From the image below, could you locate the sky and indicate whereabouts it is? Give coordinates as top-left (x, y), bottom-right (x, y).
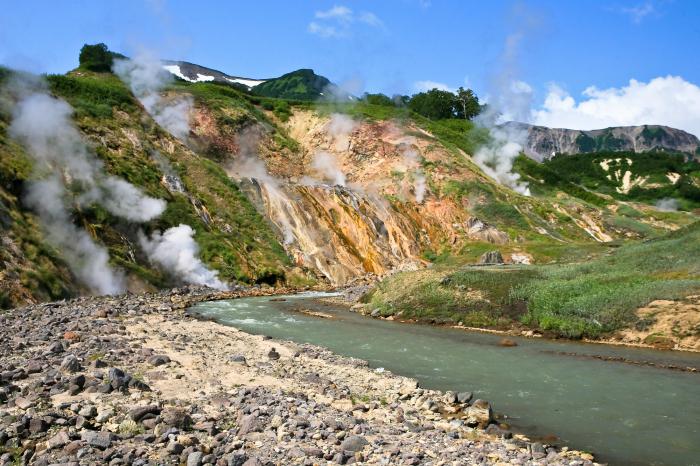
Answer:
top-left (2, 0), bottom-right (700, 135)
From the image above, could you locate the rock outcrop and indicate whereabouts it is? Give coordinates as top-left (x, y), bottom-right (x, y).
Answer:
top-left (507, 122), bottom-right (700, 161)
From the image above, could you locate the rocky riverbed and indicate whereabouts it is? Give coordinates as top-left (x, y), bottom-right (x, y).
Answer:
top-left (0, 287), bottom-right (598, 465)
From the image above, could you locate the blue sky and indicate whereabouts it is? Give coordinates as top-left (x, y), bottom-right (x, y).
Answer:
top-left (2, 0), bottom-right (700, 134)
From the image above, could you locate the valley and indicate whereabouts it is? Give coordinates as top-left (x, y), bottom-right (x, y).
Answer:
top-left (1, 41), bottom-right (699, 466)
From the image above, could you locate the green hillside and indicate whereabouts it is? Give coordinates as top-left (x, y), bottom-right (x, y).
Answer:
top-left (253, 69), bottom-right (333, 100)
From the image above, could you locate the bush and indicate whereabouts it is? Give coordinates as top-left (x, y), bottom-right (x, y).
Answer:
top-left (78, 43), bottom-right (125, 73)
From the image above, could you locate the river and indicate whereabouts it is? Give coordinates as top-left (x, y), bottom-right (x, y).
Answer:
top-left (190, 292), bottom-right (700, 466)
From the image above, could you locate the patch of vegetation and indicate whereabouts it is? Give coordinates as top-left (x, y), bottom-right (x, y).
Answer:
top-left (518, 150), bottom-right (700, 209)
top-left (368, 222), bottom-right (700, 339)
top-left (253, 69), bottom-right (331, 100)
top-left (78, 43), bottom-right (126, 73)
top-left (46, 73), bottom-right (137, 118)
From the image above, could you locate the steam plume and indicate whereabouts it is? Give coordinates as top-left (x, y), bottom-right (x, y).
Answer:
top-left (139, 224), bottom-right (228, 290)
top-left (327, 113), bottom-right (357, 151)
top-left (402, 148), bottom-right (426, 202)
top-left (311, 151), bottom-right (346, 186)
top-left (655, 198), bottom-right (679, 211)
top-left (227, 127), bottom-right (296, 244)
top-left (8, 89), bottom-right (165, 294)
top-left (472, 25), bottom-right (533, 196)
top-left (24, 176), bottom-right (126, 294)
top-left (113, 52), bottom-right (192, 139)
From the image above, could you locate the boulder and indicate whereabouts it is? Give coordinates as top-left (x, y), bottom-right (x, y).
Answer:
top-left (465, 399), bottom-right (493, 428)
top-left (147, 355), bottom-right (171, 366)
top-left (478, 250), bottom-right (504, 265)
top-left (340, 435), bottom-right (368, 452)
top-left (59, 355), bottom-right (81, 373)
top-left (161, 407), bottom-right (192, 429)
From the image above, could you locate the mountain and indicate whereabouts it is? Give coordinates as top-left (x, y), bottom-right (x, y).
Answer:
top-left (162, 60), bottom-right (269, 90)
top-left (163, 62), bottom-right (341, 101)
top-left (252, 68), bottom-right (340, 101)
top-left (508, 122), bottom-right (700, 161)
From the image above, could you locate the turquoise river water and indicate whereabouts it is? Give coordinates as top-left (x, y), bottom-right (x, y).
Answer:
top-left (190, 292), bottom-right (700, 466)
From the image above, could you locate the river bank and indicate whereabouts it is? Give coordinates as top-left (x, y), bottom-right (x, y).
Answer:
top-left (0, 287), bottom-right (598, 465)
top-left (331, 285), bottom-right (700, 355)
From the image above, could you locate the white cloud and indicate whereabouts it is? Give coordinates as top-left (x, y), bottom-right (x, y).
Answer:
top-left (316, 5), bottom-right (353, 22)
top-left (531, 76), bottom-right (700, 137)
top-left (308, 22), bottom-right (341, 38)
top-left (413, 80), bottom-right (454, 93)
top-left (308, 5), bottom-right (383, 38)
top-left (358, 12), bottom-right (383, 28)
top-left (620, 1), bottom-right (655, 23)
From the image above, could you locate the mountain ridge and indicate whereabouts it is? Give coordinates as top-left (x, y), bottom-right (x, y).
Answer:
top-left (507, 121), bottom-right (700, 161)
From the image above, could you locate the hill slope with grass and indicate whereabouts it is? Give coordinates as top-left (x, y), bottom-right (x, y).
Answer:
top-left (1, 46), bottom-right (698, 329)
top-left (362, 221), bottom-right (700, 345)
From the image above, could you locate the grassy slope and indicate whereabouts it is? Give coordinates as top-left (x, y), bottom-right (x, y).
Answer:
top-left (515, 151), bottom-right (700, 210)
top-left (0, 69), bottom-right (292, 308)
top-left (365, 221), bottom-right (700, 338)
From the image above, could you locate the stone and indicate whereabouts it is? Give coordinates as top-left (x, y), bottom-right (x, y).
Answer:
top-left (96, 409), bottom-right (115, 423)
top-left (108, 367), bottom-right (129, 389)
top-left (129, 405), bottom-right (161, 422)
top-left (456, 392), bottom-right (473, 404)
top-left (267, 348), bottom-right (280, 361)
top-left (465, 399), bottom-right (493, 428)
top-left (14, 396), bottom-right (34, 409)
top-left (26, 360), bottom-right (43, 374)
top-left (241, 459), bottom-right (262, 466)
top-left (63, 331), bottom-right (80, 341)
top-left (166, 441), bottom-right (185, 455)
top-left (148, 355), bottom-right (171, 366)
top-left (78, 405), bottom-right (97, 418)
top-left (59, 355), bottom-right (81, 373)
top-left (29, 417), bottom-right (49, 434)
top-left (340, 435), bottom-right (368, 452)
top-left (81, 430), bottom-right (115, 449)
top-left (229, 354), bottom-right (246, 364)
top-left (47, 430), bottom-right (71, 449)
top-left (187, 451), bottom-right (204, 466)
top-left (237, 415), bottom-right (261, 436)
top-left (226, 453), bottom-right (248, 466)
top-left (48, 341), bottom-right (64, 354)
top-left (477, 250), bottom-right (504, 265)
top-left (162, 408), bottom-right (192, 429)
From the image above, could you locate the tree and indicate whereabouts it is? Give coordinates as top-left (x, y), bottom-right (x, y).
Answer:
top-left (408, 88), bottom-right (457, 119)
top-left (362, 92), bottom-right (395, 106)
top-left (78, 43), bottom-right (114, 72)
top-left (455, 87), bottom-right (480, 120)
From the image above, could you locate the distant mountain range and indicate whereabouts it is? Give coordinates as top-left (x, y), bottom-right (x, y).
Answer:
top-left (507, 122), bottom-right (700, 161)
top-left (162, 61), bottom-right (347, 101)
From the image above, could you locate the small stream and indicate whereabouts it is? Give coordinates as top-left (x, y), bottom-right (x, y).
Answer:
top-left (190, 292), bottom-right (700, 466)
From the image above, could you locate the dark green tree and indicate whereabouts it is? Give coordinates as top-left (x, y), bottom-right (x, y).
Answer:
top-left (408, 88), bottom-right (457, 119)
top-left (78, 43), bottom-right (114, 72)
top-left (362, 92), bottom-right (395, 106)
top-left (455, 87), bottom-right (480, 120)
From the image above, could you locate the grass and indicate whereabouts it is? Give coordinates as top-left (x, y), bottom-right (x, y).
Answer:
top-left (367, 221), bottom-right (700, 339)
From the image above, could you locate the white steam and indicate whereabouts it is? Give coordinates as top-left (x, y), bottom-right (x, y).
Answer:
top-left (473, 28), bottom-right (532, 196)
top-left (227, 127), bottom-right (296, 244)
top-left (402, 148), bottom-right (427, 202)
top-left (311, 151), bottom-right (346, 186)
top-left (327, 113), bottom-right (357, 151)
top-left (655, 198), bottom-right (679, 212)
top-left (139, 224), bottom-right (228, 290)
top-left (9, 90), bottom-right (166, 294)
top-left (25, 176), bottom-right (126, 295)
top-left (113, 52), bottom-right (192, 139)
